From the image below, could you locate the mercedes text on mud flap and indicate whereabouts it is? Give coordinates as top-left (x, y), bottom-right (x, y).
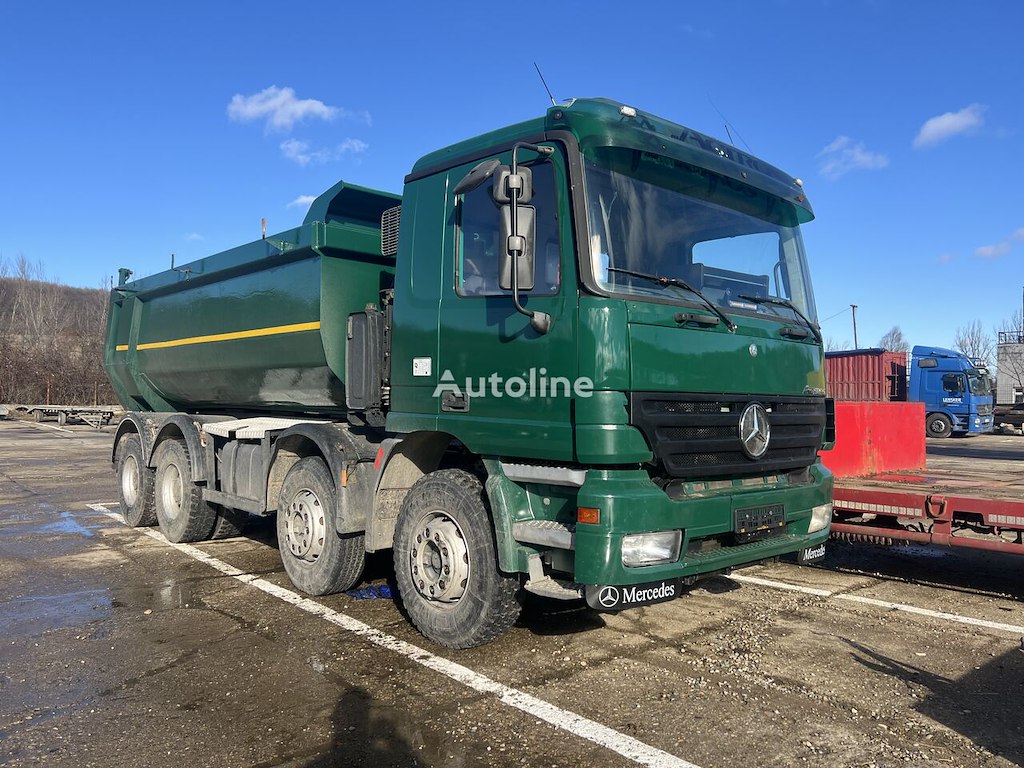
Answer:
top-left (104, 98), bottom-right (833, 649)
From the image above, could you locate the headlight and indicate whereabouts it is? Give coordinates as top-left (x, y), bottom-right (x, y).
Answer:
top-left (808, 503), bottom-right (833, 534)
top-left (621, 531), bottom-right (682, 567)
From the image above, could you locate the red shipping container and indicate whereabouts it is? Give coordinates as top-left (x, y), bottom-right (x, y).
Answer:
top-left (825, 348), bottom-right (907, 402)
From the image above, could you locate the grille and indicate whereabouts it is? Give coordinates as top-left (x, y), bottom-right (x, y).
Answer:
top-left (381, 206), bottom-right (401, 257)
top-left (630, 392), bottom-right (826, 479)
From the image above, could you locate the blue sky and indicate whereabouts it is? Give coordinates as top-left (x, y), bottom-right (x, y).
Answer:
top-left (1, 1), bottom-right (1022, 353)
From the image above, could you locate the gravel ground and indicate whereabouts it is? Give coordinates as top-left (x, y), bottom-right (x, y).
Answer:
top-left (1, 419), bottom-right (1022, 768)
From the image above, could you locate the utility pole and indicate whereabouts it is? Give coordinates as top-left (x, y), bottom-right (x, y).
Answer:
top-left (850, 304), bottom-right (859, 349)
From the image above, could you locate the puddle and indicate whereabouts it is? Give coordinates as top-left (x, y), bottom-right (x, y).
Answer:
top-left (112, 576), bottom-right (200, 611)
top-left (0, 511), bottom-right (98, 539)
top-left (0, 588), bottom-right (111, 636)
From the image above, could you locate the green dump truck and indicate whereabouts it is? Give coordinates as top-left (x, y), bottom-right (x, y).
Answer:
top-left (105, 98), bottom-right (834, 648)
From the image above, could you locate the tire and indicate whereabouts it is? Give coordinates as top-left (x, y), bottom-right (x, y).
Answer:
top-left (33, 410), bottom-right (43, 422)
top-left (115, 433), bottom-right (156, 527)
top-left (210, 506), bottom-right (249, 540)
top-left (57, 411), bottom-right (67, 426)
top-left (926, 413), bottom-right (952, 438)
top-left (277, 457), bottom-right (365, 596)
top-left (393, 469), bottom-right (521, 649)
top-left (153, 438), bottom-right (218, 542)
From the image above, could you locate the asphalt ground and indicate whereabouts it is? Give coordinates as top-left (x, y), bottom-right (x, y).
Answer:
top-left (1, 420), bottom-right (1022, 768)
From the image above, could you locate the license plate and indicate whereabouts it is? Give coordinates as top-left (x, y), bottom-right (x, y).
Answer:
top-left (734, 503), bottom-right (785, 542)
top-left (798, 543), bottom-right (827, 564)
top-left (585, 579), bottom-right (680, 612)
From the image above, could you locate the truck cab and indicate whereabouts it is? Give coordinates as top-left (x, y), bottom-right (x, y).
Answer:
top-left (910, 345), bottom-right (994, 437)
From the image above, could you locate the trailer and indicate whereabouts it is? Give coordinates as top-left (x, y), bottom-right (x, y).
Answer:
top-left (15, 404), bottom-right (119, 428)
top-left (831, 442), bottom-right (1024, 555)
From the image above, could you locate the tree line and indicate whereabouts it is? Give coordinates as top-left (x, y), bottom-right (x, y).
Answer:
top-left (0, 256), bottom-right (116, 405)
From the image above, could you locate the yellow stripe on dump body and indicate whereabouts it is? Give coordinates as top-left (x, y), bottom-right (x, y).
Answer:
top-left (116, 321), bottom-right (321, 352)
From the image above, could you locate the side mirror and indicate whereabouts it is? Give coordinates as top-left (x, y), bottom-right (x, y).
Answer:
top-left (499, 205), bottom-right (536, 291)
top-left (453, 158), bottom-right (502, 197)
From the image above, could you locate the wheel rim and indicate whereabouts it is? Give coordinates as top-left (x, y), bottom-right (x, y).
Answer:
top-left (409, 510), bottom-right (470, 604)
top-left (159, 462), bottom-right (183, 521)
top-left (122, 454), bottom-right (140, 507)
top-left (283, 489), bottom-right (326, 561)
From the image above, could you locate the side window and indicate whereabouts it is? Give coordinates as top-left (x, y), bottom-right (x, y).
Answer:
top-left (942, 373), bottom-right (964, 394)
top-left (457, 161), bottom-right (560, 297)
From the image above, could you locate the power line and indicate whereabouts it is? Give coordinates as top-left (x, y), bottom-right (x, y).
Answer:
top-left (820, 306), bottom-right (852, 323)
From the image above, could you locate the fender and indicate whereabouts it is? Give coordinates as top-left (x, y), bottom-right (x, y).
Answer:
top-left (271, 422), bottom-right (378, 532)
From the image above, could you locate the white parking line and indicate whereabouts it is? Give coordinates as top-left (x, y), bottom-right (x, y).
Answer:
top-left (87, 505), bottom-right (699, 768)
top-left (730, 573), bottom-right (1024, 635)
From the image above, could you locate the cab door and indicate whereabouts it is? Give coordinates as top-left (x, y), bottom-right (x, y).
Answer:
top-left (435, 145), bottom-right (578, 461)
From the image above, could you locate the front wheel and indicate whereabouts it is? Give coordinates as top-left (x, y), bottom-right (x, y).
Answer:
top-left (393, 469), bottom-right (521, 649)
top-left (926, 413), bottom-right (952, 438)
top-left (276, 457), bottom-right (365, 595)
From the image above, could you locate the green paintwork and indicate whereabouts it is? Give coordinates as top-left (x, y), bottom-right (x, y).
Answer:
top-left (105, 97), bottom-right (832, 589)
top-left (572, 463), bottom-right (832, 585)
top-left (104, 182), bottom-right (399, 414)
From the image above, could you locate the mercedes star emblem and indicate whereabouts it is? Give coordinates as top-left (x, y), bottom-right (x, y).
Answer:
top-left (738, 402), bottom-right (771, 459)
top-left (597, 586), bottom-right (620, 609)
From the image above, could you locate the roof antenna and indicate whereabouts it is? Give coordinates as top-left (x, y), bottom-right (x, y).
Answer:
top-left (534, 62), bottom-right (556, 106)
top-left (707, 92), bottom-right (752, 152)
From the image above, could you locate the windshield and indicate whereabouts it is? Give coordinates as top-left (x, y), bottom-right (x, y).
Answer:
top-left (583, 147), bottom-right (818, 322)
top-left (968, 370), bottom-right (992, 395)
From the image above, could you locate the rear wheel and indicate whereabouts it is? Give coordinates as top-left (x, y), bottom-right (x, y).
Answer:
top-left (277, 457), bottom-right (364, 595)
top-left (210, 506), bottom-right (249, 540)
top-left (154, 439), bottom-right (217, 542)
top-left (926, 413), bottom-right (952, 438)
top-left (393, 469), bottom-right (521, 648)
top-left (115, 433), bottom-right (156, 527)
top-left (57, 411), bottom-right (68, 426)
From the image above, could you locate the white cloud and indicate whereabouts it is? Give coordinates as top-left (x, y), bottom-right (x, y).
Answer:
top-left (288, 195), bottom-right (317, 209)
top-left (817, 136), bottom-right (889, 180)
top-left (228, 86), bottom-right (339, 132)
top-left (280, 138), bottom-right (369, 166)
top-left (913, 103), bottom-right (986, 149)
top-left (976, 242), bottom-right (1011, 258)
top-left (184, 232), bottom-right (204, 242)
top-left (974, 225), bottom-right (1024, 259)
top-left (936, 252), bottom-right (955, 265)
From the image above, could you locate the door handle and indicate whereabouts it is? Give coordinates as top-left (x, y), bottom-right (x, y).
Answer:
top-left (441, 391), bottom-right (470, 412)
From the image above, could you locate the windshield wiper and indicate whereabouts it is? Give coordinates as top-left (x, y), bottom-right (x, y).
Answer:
top-left (738, 294), bottom-right (821, 342)
top-left (607, 267), bottom-right (736, 332)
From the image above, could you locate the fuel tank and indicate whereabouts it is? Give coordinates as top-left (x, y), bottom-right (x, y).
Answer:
top-left (104, 180), bottom-right (398, 415)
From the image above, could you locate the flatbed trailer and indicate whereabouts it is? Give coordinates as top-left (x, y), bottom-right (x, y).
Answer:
top-left (832, 449), bottom-right (1024, 555)
top-left (14, 404), bottom-right (119, 428)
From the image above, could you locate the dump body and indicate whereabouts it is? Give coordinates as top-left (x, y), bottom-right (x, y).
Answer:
top-left (104, 182), bottom-right (399, 415)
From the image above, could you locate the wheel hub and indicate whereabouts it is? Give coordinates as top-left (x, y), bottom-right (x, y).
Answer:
top-left (159, 462), bottom-right (183, 521)
top-left (284, 490), bottom-right (326, 561)
top-left (409, 510), bottom-right (470, 603)
top-left (122, 455), bottom-right (140, 507)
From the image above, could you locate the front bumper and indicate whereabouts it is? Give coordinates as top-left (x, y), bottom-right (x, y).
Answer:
top-left (572, 463), bottom-right (833, 586)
